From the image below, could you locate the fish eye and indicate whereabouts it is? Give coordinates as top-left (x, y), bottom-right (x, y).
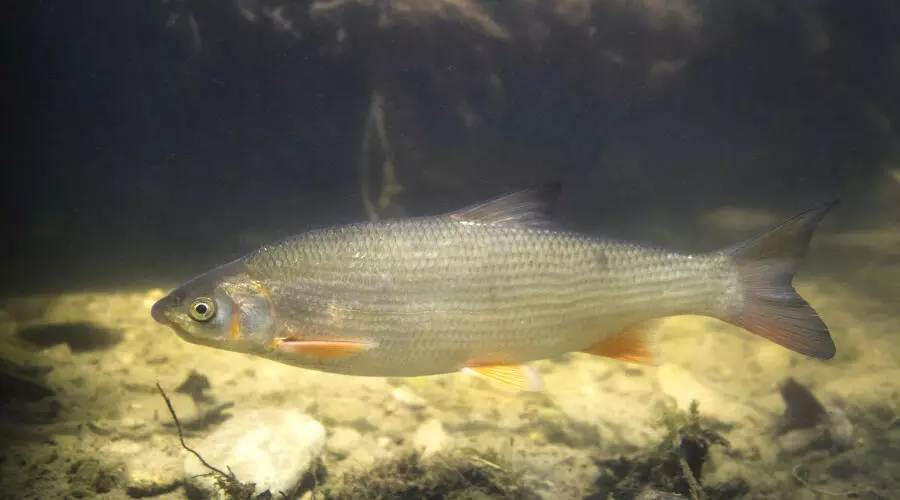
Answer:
top-left (188, 297), bottom-right (216, 322)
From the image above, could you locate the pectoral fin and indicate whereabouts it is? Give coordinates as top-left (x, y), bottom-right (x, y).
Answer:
top-left (581, 325), bottom-right (659, 365)
top-left (462, 364), bottom-right (543, 392)
top-left (273, 337), bottom-right (375, 359)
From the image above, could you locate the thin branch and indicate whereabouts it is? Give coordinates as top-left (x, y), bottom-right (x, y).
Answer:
top-left (156, 382), bottom-right (232, 480)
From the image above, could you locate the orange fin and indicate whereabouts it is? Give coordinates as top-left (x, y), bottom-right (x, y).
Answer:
top-left (274, 338), bottom-right (374, 359)
top-left (462, 364), bottom-right (543, 392)
top-left (581, 325), bottom-right (659, 365)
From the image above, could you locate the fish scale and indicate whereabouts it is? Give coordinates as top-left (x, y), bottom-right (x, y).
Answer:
top-left (236, 218), bottom-right (731, 376)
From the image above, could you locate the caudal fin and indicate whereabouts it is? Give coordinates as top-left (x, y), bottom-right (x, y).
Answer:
top-left (723, 201), bottom-right (838, 360)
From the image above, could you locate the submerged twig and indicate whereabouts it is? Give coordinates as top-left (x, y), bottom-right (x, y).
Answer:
top-left (157, 384), bottom-right (259, 498)
top-left (156, 382), bottom-right (231, 479)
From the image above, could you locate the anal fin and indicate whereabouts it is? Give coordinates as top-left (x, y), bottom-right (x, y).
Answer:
top-left (462, 364), bottom-right (543, 392)
top-left (581, 324), bottom-right (659, 365)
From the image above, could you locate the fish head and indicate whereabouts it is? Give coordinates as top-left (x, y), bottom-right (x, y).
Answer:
top-left (151, 260), bottom-right (276, 353)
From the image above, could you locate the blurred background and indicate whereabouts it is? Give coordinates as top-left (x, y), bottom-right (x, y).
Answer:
top-left (4, 0), bottom-right (899, 296)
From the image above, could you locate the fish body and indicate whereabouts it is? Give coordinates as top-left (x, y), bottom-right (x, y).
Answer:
top-left (152, 184), bottom-right (837, 389)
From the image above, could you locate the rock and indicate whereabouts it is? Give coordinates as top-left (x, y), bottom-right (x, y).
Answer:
top-left (412, 418), bottom-right (450, 457)
top-left (327, 427), bottom-right (362, 458)
top-left (183, 409), bottom-right (325, 499)
top-left (42, 342), bottom-right (74, 363)
top-left (391, 387), bottom-right (428, 409)
top-left (774, 378), bottom-right (855, 455)
top-left (125, 450), bottom-right (182, 498)
top-left (826, 454), bottom-right (861, 480)
top-left (825, 402), bottom-right (855, 451)
top-left (342, 448), bottom-right (377, 470)
top-left (68, 458), bottom-right (124, 497)
top-left (316, 396), bottom-right (374, 429)
top-left (775, 378), bottom-right (828, 434)
top-left (634, 490), bottom-right (689, 500)
top-left (777, 427), bottom-right (829, 456)
top-left (0, 360), bottom-right (54, 405)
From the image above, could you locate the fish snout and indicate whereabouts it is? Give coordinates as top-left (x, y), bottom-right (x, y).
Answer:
top-left (150, 297), bottom-right (172, 325)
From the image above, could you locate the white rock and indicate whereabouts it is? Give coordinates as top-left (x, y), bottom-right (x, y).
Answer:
top-left (327, 427), bottom-right (362, 458)
top-left (183, 409), bottom-right (325, 499)
top-left (412, 418), bottom-right (449, 457)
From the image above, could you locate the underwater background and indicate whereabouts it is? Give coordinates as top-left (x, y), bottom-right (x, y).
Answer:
top-left (2, 1), bottom-right (899, 498)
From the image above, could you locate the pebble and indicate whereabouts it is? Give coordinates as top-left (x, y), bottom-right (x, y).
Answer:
top-left (327, 427), bottom-right (362, 458)
top-left (825, 403), bottom-right (855, 451)
top-left (412, 418), bottom-right (450, 457)
top-left (125, 450), bottom-right (182, 498)
top-left (391, 387), bottom-right (428, 409)
top-left (777, 427), bottom-right (828, 456)
top-left (316, 396), bottom-right (374, 429)
top-left (42, 342), bottom-right (74, 364)
top-left (635, 490), bottom-right (689, 500)
top-left (342, 448), bottom-right (377, 470)
top-left (183, 409), bottom-right (325, 499)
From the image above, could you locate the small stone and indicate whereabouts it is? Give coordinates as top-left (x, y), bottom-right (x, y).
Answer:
top-left (777, 427), bottom-right (828, 456)
top-left (183, 409), bottom-right (325, 499)
top-left (825, 402), bottom-right (854, 451)
top-left (327, 427), bottom-right (362, 459)
top-left (125, 451), bottom-right (182, 498)
top-left (412, 419), bottom-right (450, 457)
top-left (316, 397), bottom-right (372, 429)
top-left (69, 459), bottom-right (123, 496)
top-left (634, 490), bottom-right (689, 499)
top-left (342, 448), bottom-right (376, 470)
top-left (391, 387), bottom-right (428, 409)
top-left (42, 342), bottom-right (73, 363)
top-left (825, 455), bottom-right (860, 479)
top-left (379, 412), bottom-right (415, 442)
top-left (108, 440), bottom-right (144, 456)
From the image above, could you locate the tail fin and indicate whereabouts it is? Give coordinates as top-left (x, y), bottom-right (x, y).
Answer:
top-left (722, 201), bottom-right (838, 360)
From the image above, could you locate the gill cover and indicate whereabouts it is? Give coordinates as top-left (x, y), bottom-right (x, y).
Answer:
top-left (220, 275), bottom-right (277, 343)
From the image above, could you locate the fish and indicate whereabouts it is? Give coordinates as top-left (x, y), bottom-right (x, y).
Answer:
top-left (151, 183), bottom-right (837, 391)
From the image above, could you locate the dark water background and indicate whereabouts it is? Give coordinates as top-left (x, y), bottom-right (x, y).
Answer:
top-left (4, 0), bottom-right (898, 296)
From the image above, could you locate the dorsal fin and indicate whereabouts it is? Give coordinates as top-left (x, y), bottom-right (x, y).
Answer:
top-left (448, 182), bottom-right (562, 228)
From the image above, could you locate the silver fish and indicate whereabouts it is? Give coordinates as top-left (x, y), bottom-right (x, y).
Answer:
top-left (151, 184), bottom-right (837, 390)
